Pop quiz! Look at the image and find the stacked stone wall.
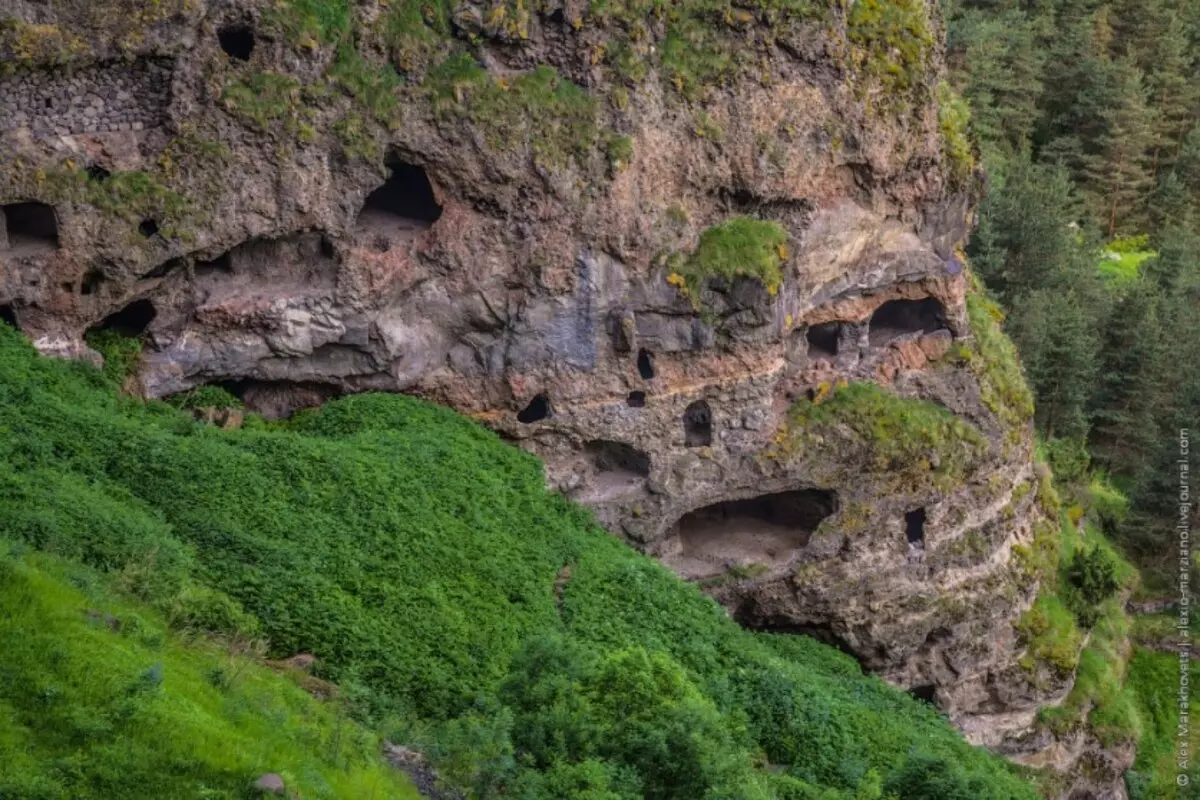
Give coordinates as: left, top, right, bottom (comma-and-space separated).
0, 59, 171, 137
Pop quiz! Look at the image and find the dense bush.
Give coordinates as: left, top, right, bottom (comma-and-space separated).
0, 326, 1039, 798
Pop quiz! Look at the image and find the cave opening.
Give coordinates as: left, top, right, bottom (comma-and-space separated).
517, 394, 551, 424
908, 684, 938, 705
0, 304, 16, 328
90, 299, 157, 338
806, 322, 840, 358
81, 270, 104, 295
626, 391, 646, 408
868, 297, 946, 347
587, 440, 650, 477
86, 164, 111, 182
139, 218, 160, 238
218, 24, 256, 61
671, 488, 837, 574
195, 252, 233, 276
3, 202, 59, 255
358, 159, 443, 240
636, 348, 655, 380
905, 508, 927, 544
683, 399, 712, 447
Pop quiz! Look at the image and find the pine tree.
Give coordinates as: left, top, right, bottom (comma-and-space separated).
1008, 288, 1100, 440
1088, 280, 1167, 472
1081, 59, 1158, 235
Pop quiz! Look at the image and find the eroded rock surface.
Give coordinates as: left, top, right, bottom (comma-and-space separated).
0, 0, 1094, 790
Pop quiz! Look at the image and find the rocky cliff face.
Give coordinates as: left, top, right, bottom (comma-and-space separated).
0, 0, 1093, 787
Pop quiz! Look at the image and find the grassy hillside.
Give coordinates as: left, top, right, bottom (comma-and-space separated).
0, 323, 1040, 799
0, 544, 417, 800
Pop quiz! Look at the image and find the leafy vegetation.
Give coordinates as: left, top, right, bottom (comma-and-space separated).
777, 381, 988, 492
0, 325, 1041, 799
947, 0, 1200, 588
667, 217, 789, 310
0, 543, 417, 800
847, 0, 934, 105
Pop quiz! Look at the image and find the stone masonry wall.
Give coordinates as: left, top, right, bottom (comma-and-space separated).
0, 59, 171, 137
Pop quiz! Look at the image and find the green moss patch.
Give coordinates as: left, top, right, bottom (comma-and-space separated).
775, 381, 988, 492
668, 216, 788, 310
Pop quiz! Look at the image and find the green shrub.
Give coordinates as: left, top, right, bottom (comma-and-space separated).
169, 385, 244, 411
0, 325, 1040, 799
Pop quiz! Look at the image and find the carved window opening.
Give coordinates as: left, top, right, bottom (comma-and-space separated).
139, 218, 160, 238
517, 393, 551, 424
806, 322, 840, 358
81, 270, 104, 296
90, 298, 157, 338
218, 24, 256, 61
626, 391, 646, 408
905, 508, 927, 544
636, 348, 655, 380
683, 399, 712, 447
868, 298, 946, 347
3, 202, 59, 254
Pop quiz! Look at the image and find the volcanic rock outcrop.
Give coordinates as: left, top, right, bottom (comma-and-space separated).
0, 0, 1098, 788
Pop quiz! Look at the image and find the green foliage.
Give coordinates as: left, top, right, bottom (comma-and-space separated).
221, 72, 310, 133
959, 284, 1036, 429
938, 82, 975, 187
0, 545, 416, 800
1062, 545, 1123, 626
0, 325, 1040, 799
169, 385, 244, 412
1014, 593, 1083, 677
1042, 436, 1091, 487
1124, 648, 1200, 798
427, 58, 600, 169
781, 382, 987, 491
847, 0, 934, 105
84, 329, 143, 385
670, 217, 788, 310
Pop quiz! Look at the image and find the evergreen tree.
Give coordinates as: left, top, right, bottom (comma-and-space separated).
1008, 288, 1100, 440
1080, 59, 1158, 235
1089, 280, 1167, 472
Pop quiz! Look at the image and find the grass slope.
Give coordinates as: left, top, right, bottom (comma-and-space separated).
0, 544, 416, 800
0, 325, 1039, 799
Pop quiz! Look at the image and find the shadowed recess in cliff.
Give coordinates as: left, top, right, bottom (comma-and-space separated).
517, 393, 551, 423
88, 299, 157, 338
868, 297, 946, 347
218, 23, 256, 61
806, 321, 840, 358
218, 379, 342, 420
356, 158, 441, 252
667, 489, 837, 578
683, 399, 712, 447
3, 202, 59, 256
577, 440, 651, 501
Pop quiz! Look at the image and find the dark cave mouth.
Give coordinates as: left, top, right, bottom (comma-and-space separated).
669, 489, 837, 576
